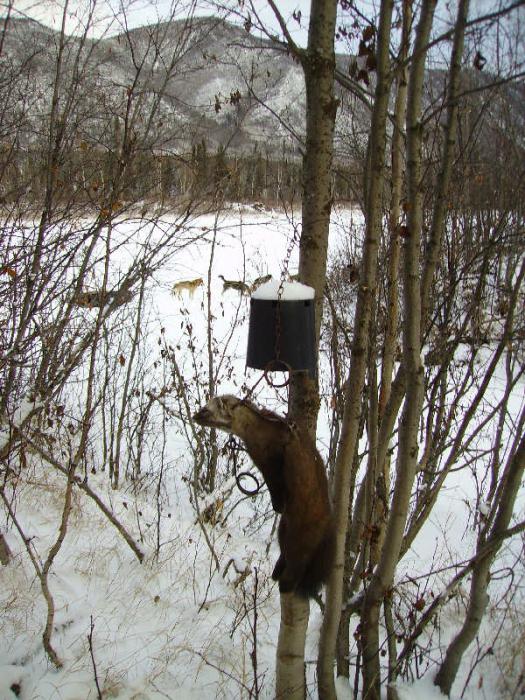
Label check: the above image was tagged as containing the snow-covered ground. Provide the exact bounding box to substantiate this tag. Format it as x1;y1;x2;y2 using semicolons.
1;205;523;699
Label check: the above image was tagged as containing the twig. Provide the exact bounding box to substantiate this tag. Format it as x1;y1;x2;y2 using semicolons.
7;425;144;562
180;646;252;695
250;567;260;698
40;461;76;668
88;615;103;700
0;484;62;667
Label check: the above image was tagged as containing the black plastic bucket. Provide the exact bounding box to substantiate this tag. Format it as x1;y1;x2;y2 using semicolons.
246;297;316;378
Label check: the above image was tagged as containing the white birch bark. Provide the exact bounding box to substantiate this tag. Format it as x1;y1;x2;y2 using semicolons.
316;2;394;697
360;1;438;697
275;594;310;699
266;1;338;697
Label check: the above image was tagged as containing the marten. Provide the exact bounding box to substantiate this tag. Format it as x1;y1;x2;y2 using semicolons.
193;395;335;598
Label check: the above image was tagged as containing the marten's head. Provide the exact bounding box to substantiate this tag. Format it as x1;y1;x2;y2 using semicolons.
193;395;248;433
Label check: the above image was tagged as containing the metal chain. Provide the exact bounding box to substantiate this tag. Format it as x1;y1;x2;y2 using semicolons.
271;222;301;383
225;435;261;496
279;220;301;290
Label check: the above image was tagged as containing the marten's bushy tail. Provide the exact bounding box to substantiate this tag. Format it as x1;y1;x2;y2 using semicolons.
273;519;336;598
296;524;336;598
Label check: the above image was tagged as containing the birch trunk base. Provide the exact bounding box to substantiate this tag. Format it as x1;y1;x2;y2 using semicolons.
275;592;310;699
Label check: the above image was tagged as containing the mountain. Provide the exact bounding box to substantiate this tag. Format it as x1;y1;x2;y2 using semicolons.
0;14;523;170
0;15;310;157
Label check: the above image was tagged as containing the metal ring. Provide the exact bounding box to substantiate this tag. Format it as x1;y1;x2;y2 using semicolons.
263;360;292;388
235;470;261;496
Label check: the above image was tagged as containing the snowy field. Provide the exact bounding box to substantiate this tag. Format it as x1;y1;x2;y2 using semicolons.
1;205;523;699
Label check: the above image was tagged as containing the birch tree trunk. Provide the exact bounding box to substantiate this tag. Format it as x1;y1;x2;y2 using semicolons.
268;1;338;697
435;426;525;695
275;594;310;699
288;0;338;434
373;0;411;573
316;2;394;697
378;0;411;420
359;1;437;697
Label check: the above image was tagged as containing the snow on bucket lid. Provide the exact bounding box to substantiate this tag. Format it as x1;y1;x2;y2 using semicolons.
251;279;315;301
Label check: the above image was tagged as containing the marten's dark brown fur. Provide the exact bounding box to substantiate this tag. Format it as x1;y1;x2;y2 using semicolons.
193;395;334;597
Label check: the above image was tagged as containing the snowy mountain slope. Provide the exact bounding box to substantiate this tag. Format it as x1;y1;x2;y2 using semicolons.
0;15;307;155
3;14;523;161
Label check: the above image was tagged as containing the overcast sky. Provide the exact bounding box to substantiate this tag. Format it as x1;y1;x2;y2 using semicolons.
13;0;312;42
